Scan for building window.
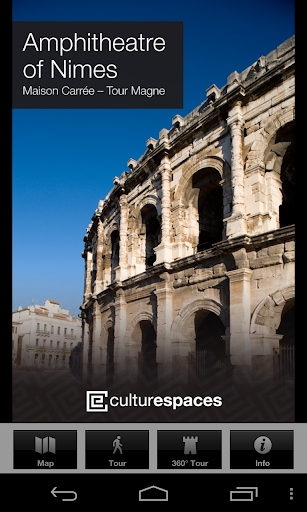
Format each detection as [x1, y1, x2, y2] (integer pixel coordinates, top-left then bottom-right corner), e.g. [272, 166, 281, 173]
[57, 327, 60, 335]
[111, 230, 120, 281]
[70, 342, 73, 347]
[37, 323, 40, 330]
[44, 324, 47, 332]
[57, 341, 60, 347]
[64, 328, 67, 335]
[193, 168, 223, 252]
[36, 339, 39, 346]
[51, 326, 54, 334]
[43, 339, 46, 346]
[141, 204, 161, 268]
[50, 340, 53, 347]
[71, 329, 74, 335]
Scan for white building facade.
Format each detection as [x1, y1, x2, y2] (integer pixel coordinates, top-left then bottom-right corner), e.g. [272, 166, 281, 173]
[12, 300, 82, 369]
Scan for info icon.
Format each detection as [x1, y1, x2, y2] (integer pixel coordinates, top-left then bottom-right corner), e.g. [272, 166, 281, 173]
[254, 436, 272, 454]
[230, 430, 293, 469]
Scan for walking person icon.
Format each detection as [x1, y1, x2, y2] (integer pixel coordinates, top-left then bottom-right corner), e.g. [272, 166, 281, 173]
[113, 436, 123, 454]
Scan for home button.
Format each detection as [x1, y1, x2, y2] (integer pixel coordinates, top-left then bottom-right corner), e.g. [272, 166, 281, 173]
[139, 485, 168, 501]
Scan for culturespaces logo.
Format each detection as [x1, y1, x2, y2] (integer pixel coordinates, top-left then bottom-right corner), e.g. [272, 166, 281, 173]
[86, 391, 223, 412]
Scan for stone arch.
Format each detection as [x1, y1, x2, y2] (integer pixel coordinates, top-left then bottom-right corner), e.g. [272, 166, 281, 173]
[110, 231, 120, 280]
[128, 194, 161, 231]
[141, 204, 161, 267]
[99, 317, 114, 347]
[250, 285, 295, 335]
[102, 223, 120, 283]
[135, 194, 161, 218]
[173, 156, 230, 251]
[170, 298, 228, 342]
[105, 319, 114, 331]
[245, 107, 295, 171]
[124, 310, 158, 386]
[245, 107, 295, 232]
[174, 156, 229, 204]
[103, 318, 115, 382]
[126, 310, 157, 342]
[171, 298, 230, 387]
[128, 195, 161, 271]
[103, 222, 120, 246]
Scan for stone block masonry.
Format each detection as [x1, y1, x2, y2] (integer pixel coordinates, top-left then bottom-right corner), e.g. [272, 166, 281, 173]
[80, 37, 295, 419]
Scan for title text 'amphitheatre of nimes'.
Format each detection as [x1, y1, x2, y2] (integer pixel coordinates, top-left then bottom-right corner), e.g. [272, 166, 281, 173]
[22, 32, 166, 55]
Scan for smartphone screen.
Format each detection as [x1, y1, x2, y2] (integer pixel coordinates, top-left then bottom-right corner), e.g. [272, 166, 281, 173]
[10, 0, 304, 505]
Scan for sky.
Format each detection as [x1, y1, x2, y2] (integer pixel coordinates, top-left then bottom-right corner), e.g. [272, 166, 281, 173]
[12, 0, 295, 317]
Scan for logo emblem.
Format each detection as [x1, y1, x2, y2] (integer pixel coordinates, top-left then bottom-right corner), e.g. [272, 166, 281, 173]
[86, 391, 109, 412]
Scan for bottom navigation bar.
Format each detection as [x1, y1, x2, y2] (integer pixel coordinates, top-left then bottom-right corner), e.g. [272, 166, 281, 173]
[2, 473, 304, 506]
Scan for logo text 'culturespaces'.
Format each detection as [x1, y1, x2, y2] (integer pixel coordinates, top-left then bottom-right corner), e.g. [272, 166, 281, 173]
[86, 391, 223, 413]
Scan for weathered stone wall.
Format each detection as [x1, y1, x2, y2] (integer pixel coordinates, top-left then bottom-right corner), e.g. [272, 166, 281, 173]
[80, 36, 295, 399]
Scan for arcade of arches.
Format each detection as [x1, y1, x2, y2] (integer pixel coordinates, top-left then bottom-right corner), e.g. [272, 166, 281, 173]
[81, 36, 295, 400]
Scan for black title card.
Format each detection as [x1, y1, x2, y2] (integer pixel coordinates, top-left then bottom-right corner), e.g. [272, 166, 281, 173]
[12, 21, 183, 109]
